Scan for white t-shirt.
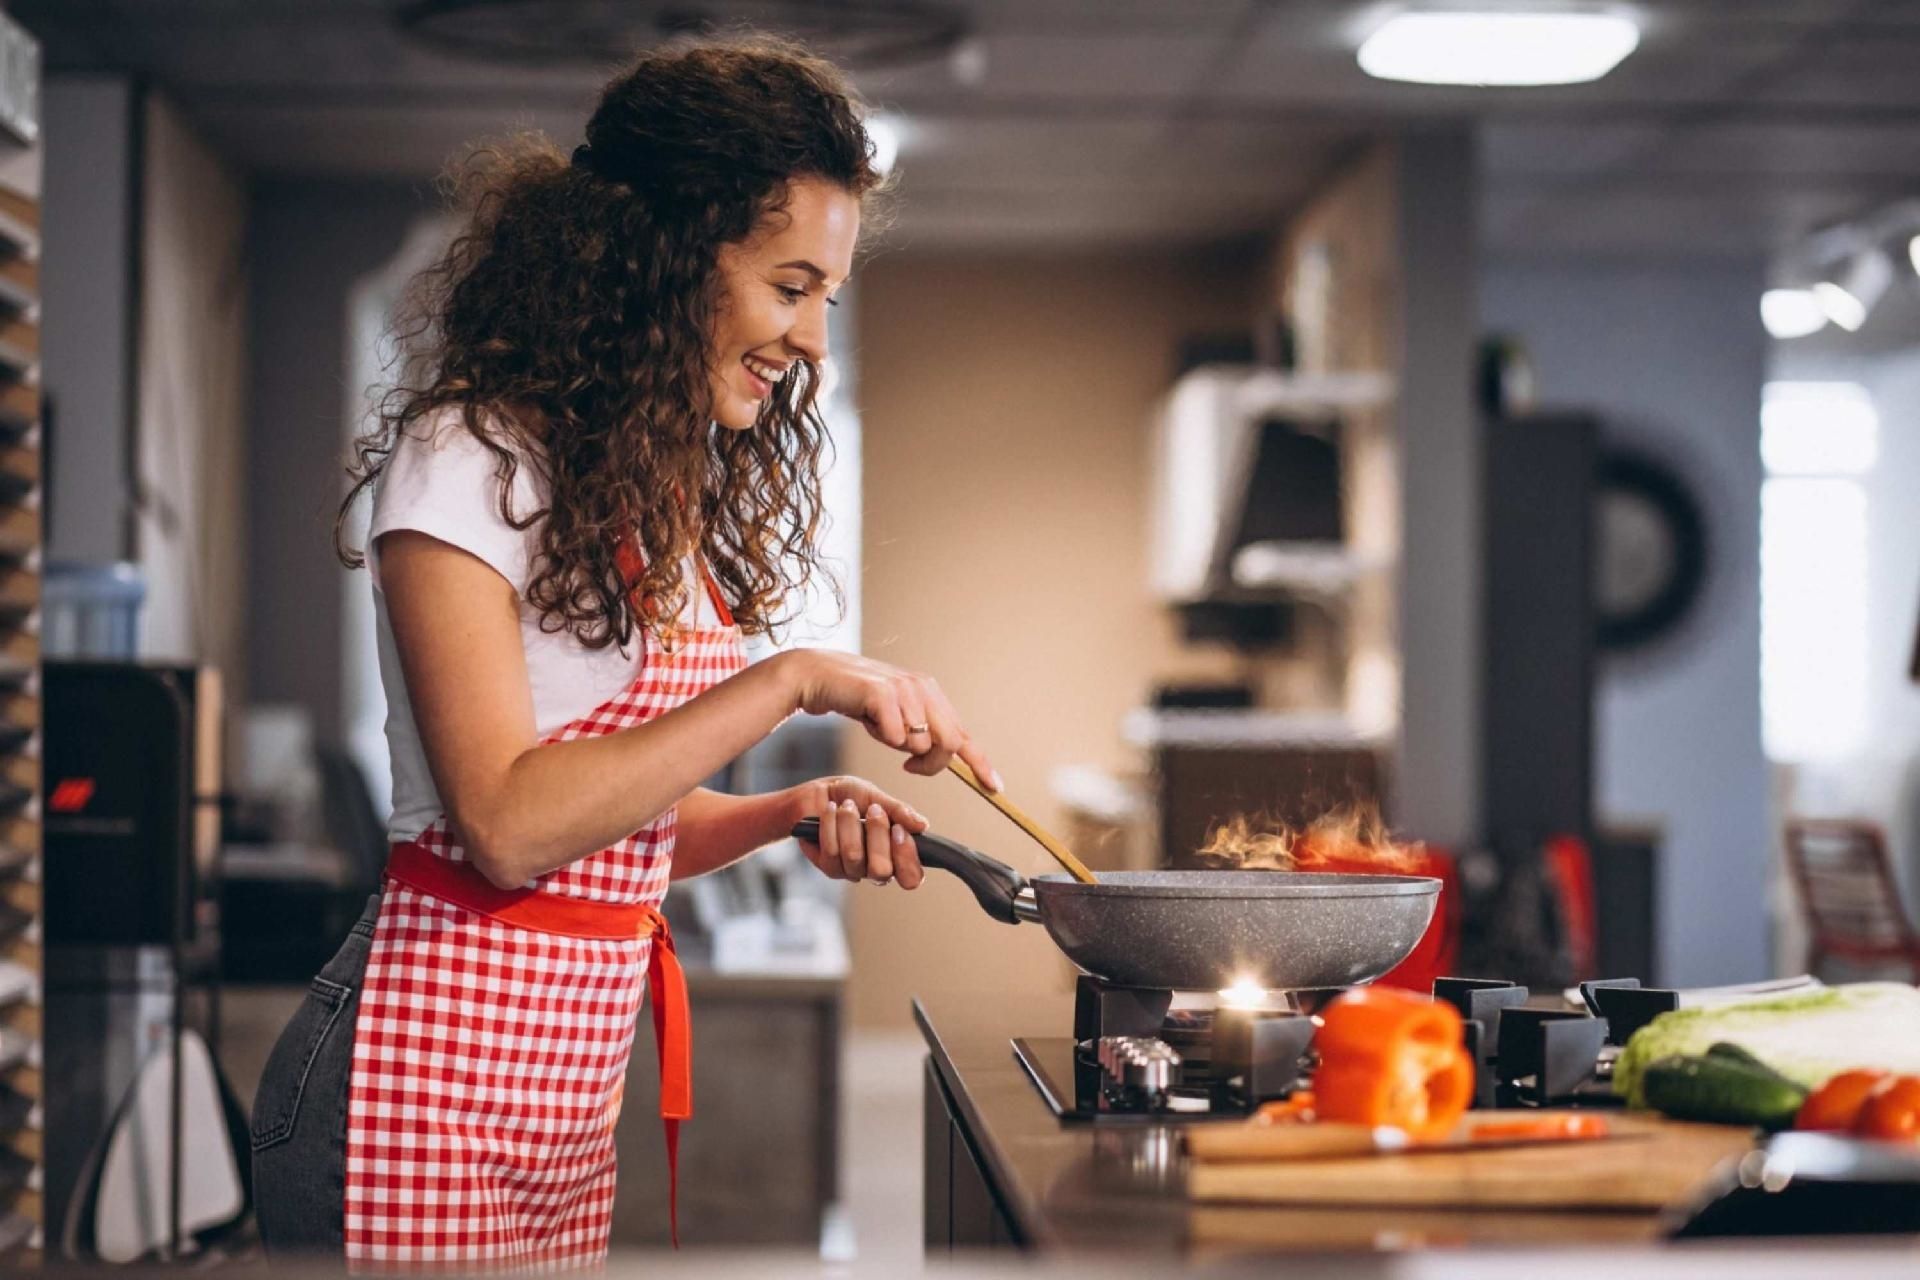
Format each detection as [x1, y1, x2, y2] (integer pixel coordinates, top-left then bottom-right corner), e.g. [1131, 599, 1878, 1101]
[369, 408, 714, 842]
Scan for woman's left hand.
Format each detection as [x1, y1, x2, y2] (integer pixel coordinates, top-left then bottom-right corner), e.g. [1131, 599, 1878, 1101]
[792, 776, 930, 888]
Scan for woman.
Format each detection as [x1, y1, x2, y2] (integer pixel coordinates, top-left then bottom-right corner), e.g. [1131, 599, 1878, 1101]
[248, 37, 996, 1271]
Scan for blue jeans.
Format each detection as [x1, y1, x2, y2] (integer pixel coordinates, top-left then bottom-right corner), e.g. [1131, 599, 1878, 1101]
[249, 894, 379, 1261]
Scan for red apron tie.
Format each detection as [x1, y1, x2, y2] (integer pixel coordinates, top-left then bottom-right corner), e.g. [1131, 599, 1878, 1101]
[384, 840, 694, 1246]
[644, 906, 691, 1248]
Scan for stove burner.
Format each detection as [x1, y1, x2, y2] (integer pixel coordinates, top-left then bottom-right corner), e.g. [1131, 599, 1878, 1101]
[1211, 1006, 1315, 1101]
[1012, 1037, 1230, 1123]
[1073, 979, 1171, 1042]
[1018, 973, 1655, 1124]
[1096, 1036, 1181, 1104]
[1013, 977, 1317, 1123]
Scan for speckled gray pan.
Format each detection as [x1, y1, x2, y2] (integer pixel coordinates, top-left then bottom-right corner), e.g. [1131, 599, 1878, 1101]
[787, 820, 1442, 992]
[1029, 869, 1439, 990]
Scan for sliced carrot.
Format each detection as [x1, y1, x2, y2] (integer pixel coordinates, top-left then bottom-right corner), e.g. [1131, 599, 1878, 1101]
[1468, 1114, 1611, 1142]
[1252, 1092, 1317, 1125]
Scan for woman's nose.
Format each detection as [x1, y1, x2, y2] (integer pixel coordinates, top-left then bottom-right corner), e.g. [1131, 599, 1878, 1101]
[786, 301, 829, 364]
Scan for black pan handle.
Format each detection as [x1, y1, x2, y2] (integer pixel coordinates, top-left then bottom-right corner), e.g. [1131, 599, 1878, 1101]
[790, 818, 1029, 924]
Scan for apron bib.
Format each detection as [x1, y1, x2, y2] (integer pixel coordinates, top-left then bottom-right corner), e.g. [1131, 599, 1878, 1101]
[344, 563, 746, 1272]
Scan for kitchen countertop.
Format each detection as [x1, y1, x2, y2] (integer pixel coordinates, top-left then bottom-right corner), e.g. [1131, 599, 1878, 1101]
[912, 990, 1913, 1261]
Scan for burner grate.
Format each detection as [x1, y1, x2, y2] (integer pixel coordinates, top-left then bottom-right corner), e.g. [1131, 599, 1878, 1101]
[1019, 973, 1665, 1124]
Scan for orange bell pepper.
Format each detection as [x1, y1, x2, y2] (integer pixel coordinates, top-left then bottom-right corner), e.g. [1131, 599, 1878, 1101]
[1313, 986, 1475, 1142]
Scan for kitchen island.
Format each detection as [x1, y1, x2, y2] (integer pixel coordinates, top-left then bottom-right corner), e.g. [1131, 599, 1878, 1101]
[913, 990, 1911, 1260]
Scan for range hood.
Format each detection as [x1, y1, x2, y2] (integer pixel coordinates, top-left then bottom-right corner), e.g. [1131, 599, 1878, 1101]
[1147, 366, 1392, 603]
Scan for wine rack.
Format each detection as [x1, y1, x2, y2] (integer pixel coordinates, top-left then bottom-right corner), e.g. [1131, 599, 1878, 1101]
[0, 169, 42, 1266]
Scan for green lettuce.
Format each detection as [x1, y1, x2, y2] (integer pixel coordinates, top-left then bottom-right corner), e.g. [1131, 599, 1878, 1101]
[1613, 982, 1920, 1107]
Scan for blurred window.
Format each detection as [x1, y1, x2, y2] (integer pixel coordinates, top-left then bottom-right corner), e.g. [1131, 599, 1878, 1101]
[1760, 381, 1876, 761]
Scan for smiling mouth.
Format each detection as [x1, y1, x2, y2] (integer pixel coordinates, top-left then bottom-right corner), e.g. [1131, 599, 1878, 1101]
[743, 355, 790, 393]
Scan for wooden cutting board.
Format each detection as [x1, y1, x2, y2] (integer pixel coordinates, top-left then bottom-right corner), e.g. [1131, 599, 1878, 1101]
[1186, 1110, 1754, 1211]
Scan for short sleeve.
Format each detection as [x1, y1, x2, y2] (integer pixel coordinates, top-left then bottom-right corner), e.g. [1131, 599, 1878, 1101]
[367, 410, 545, 594]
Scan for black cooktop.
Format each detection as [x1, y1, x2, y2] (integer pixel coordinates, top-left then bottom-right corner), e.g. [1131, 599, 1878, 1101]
[1013, 1036, 1255, 1124]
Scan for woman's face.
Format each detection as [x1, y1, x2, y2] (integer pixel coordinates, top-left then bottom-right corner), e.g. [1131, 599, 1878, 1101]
[707, 177, 861, 430]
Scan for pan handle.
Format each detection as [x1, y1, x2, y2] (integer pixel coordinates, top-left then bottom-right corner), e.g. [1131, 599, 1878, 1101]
[790, 819, 1031, 925]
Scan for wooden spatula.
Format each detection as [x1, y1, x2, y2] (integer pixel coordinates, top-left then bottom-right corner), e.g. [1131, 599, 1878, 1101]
[946, 759, 1098, 884]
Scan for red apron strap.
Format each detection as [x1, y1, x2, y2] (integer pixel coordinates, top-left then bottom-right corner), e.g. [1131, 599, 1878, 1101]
[642, 905, 692, 1248]
[697, 560, 736, 629]
[617, 533, 735, 630]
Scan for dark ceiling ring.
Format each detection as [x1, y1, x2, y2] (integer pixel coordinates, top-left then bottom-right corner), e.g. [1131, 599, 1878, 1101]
[396, 0, 971, 71]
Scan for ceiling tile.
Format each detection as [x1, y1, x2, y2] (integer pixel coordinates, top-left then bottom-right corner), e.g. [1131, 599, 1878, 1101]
[13, 0, 1920, 252]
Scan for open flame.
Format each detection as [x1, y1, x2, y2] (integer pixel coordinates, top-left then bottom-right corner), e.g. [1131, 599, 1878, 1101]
[1217, 976, 1271, 1010]
[1197, 805, 1423, 873]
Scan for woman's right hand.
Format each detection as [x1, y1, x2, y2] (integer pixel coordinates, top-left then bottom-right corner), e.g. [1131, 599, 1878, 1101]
[779, 649, 1001, 789]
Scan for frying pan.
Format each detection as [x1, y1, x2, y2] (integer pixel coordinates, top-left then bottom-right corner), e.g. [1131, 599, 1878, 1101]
[791, 819, 1439, 991]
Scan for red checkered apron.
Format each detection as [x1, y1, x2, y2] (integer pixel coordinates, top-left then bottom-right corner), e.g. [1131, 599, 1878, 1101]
[344, 556, 746, 1272]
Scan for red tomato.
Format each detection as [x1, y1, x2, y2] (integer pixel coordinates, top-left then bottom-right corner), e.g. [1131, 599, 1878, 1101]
[1853, 1074, 1920, 1143]
[1796, 1069, 1892, 1132]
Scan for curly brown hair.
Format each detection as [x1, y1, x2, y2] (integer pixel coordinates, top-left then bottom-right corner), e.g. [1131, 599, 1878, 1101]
[337, 34, 889, 646]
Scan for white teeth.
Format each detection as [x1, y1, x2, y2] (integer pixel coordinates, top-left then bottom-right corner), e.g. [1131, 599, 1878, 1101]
[744, 356, 788, 384]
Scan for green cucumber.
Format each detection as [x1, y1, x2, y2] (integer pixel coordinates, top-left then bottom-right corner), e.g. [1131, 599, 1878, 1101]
[1703, 1041, 1800, 1086]
[1641, 1052, 1809, 1130]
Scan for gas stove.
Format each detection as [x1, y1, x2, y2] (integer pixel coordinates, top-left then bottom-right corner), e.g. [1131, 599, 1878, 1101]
[1015, 974, 1691, 1124]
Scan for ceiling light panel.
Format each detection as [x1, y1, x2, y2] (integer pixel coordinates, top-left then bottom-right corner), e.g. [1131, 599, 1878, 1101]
[1357, 11, 1640, 87]
[1814, 248, 1895, 333]
[1760, 289, 1826, 341]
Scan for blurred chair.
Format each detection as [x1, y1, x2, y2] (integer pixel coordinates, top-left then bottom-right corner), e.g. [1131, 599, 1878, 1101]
[1784, 819, 1920, 982]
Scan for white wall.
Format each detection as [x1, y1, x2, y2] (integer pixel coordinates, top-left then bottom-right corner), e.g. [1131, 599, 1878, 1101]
[1482, 256, 1772, 986]
[40, 74, 135, 563]
[1768, 345, 1920, 900]
[773, 281, 861, 656]
[245, 180, 424, 743]
[340, 215, 453, 811]
[42, 79, 251, 678]
[1854, 358, 1920, 845]
[135, 93, 249, 681]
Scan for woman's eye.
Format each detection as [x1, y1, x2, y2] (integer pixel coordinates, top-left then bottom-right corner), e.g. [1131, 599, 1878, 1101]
[776, 285, 806, 304]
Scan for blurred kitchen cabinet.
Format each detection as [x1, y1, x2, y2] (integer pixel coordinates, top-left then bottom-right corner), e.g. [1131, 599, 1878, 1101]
[922, 1056, 1018, 1253]
[0, 20, 39, 1262]
[1155, 744, 1384, 867]
[609, 972, 840, 1248]
[1483, 413, 1596, 845]
[921, 1057, 950, 1250]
